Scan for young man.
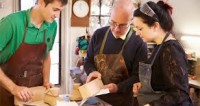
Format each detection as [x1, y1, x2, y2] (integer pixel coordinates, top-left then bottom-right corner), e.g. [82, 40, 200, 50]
[84, 0, 147, 105]
[0, 0, 67, 105]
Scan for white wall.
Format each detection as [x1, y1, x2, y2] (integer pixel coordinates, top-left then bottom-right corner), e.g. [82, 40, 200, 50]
[0, 0, 14, 19]
[171, 0, 200, 35]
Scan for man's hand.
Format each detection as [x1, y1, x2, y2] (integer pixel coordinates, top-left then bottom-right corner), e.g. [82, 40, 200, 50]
[86, 71, 101, 83]
[43, 82, 54, 89]
[103, 83, 118, 93]
[11, 85, 33, 102]
[132, 82, 141, 95]
[189, 75, 196, 80]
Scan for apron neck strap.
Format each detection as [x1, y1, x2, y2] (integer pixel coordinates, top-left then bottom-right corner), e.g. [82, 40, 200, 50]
[22, 23, 28, 42]
[119, 29, 133, 54]
[43, 30, 46, 42]
[150, 32, 170, 65]
[99, 27, 110, 54]
[99, 27, 133, 54]
[22, 16, 46, 43]
[22, 25, 46, 43]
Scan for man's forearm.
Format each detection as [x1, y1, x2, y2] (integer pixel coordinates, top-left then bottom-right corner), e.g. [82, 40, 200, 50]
[42, 53, 51, 84]
[0, 67, 16, 94]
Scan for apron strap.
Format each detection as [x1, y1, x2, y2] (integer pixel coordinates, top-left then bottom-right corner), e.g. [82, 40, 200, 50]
[43, 30, 46, 43]
[22, 23, 28, 42]
[119, 29, 133, 54]
[23, 15, 46, 43]
[150, 32, 170, 65]
[22, 25, 46, 43]
[22, 13, 29, 43]
[99, 27, 133, 54]
[99, 27, 110, 54]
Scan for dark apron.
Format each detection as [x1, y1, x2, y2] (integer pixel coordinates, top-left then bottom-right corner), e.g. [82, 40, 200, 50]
[0, 24, 46, 106]
[94, 28, 132, 84]
[94, 28, 134, 106]
[137, 33, 170, 106]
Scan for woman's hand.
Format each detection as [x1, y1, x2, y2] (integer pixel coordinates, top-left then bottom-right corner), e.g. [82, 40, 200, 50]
[188, 75, 196, 80]
[132, 82, 141, 95]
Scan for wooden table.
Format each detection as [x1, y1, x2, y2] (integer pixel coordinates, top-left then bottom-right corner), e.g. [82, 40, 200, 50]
[59, 94, 112, 106]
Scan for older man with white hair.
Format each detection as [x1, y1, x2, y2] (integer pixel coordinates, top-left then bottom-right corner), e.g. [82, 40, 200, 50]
[84, 0, 147, 105]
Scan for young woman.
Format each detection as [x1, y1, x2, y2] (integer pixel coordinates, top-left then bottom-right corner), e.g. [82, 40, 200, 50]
[132, 1, 193, 106]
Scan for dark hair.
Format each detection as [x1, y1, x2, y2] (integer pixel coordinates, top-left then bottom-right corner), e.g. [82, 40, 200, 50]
[134, 1, 173, 32]
[36, 0, 68, 6]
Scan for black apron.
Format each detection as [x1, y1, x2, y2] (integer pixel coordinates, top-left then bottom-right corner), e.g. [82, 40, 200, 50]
[0, 23, 46, 106]
[137, 32, 170, 106]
